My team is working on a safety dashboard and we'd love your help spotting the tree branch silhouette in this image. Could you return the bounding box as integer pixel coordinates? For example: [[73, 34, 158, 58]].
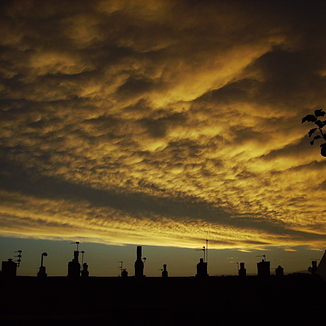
[[302, 109, 326, 157]]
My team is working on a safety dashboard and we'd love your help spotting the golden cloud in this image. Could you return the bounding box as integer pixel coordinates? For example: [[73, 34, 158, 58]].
[[0, 0, 326, 252]]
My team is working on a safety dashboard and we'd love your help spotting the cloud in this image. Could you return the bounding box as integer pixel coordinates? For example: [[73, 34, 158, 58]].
[[0, 0, 326, 251]]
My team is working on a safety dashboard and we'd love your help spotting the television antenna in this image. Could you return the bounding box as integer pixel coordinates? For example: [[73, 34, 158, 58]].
[[81, 251, 85, 265], [195, 246, 206, 261], [195, 239, 209, 263], [118, 261, 124, 275], [206, 239, 208, 264], [71, 241, 80, 251], [256, 254, 266, 262], [14, 250, 22, 267]]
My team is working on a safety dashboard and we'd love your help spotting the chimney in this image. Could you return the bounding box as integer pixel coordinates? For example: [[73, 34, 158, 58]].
[[238, 262, 246, 277], [67, 250, 81, 278], [162, 264, 168, 278], [137, 246, 142, 260], [257, 259, 270, 277], [134, 246, 144, 278]]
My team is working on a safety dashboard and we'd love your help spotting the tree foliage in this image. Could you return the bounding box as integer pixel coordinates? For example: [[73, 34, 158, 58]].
[[301, 109, 326, 157]]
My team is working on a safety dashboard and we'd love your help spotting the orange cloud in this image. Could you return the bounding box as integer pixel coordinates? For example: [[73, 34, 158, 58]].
[[0, 0, 325, 253]]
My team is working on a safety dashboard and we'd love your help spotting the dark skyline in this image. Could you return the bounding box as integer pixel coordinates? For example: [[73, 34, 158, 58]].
[[1, 237, 323, 277], [0, 0, 326, 276]]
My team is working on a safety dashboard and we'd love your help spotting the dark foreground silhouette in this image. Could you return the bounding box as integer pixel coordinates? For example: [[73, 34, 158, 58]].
[[0, 274, 325, 325]]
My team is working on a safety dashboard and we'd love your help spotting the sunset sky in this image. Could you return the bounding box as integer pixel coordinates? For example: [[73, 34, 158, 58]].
[[1, 0, 325, 277]]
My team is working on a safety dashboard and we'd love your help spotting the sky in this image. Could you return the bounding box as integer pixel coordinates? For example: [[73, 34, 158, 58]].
[[0, 0, 326, 277]]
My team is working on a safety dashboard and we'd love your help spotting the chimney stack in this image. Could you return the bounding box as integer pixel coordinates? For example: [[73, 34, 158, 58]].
[[134, 246, 144, 278], [162, 264, 168, 278], [238, 262, 246, 277]]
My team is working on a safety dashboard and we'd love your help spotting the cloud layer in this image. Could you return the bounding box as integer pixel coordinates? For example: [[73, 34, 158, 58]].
[[1, 0, 326, 251]]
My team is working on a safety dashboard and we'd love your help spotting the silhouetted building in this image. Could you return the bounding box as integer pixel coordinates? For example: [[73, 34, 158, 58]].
[[316, 250, 326, 281], [134, 246, 144, 278], [238, 262, 246, 277], [196, 258, 208, 278], [312, 260, 318, 274], [81, 263, 89, 278], [309, 260, 318, 274], [121, 269, 128, 278], [257, 259, 270, 277], [275, 265, 284, 277], [1, 259, 17, 278], [162, 264, 168, 278], [68, 250, 81, 278]]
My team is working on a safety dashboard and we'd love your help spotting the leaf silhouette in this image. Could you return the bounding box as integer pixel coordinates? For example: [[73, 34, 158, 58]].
[[316, 120, 324, 128], [310, 135, 321, 145], [308, 128, 317, 137], [302, 114, 317, 123], [314, 109, 325, 117], [321, 144, 326, 157], [301, 110, 326, 157]]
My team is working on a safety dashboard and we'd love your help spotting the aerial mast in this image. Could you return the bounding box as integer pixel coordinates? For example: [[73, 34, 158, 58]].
[[206, 239, 208, 264], [71, 241, 80, 251], [14, 250, 22, 267], [81, 251, 85, 265]]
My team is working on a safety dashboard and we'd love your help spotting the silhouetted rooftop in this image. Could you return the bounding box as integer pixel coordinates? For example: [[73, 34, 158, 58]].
[[0, 274, 324, 325]]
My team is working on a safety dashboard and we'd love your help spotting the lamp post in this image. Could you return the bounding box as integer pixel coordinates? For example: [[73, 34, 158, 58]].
[[37, 252, 48, 278], [41, 252, 48, 267]]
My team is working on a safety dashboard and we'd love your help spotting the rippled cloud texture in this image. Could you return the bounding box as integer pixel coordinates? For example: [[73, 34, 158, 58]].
[[1, 0, 325, 252]]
